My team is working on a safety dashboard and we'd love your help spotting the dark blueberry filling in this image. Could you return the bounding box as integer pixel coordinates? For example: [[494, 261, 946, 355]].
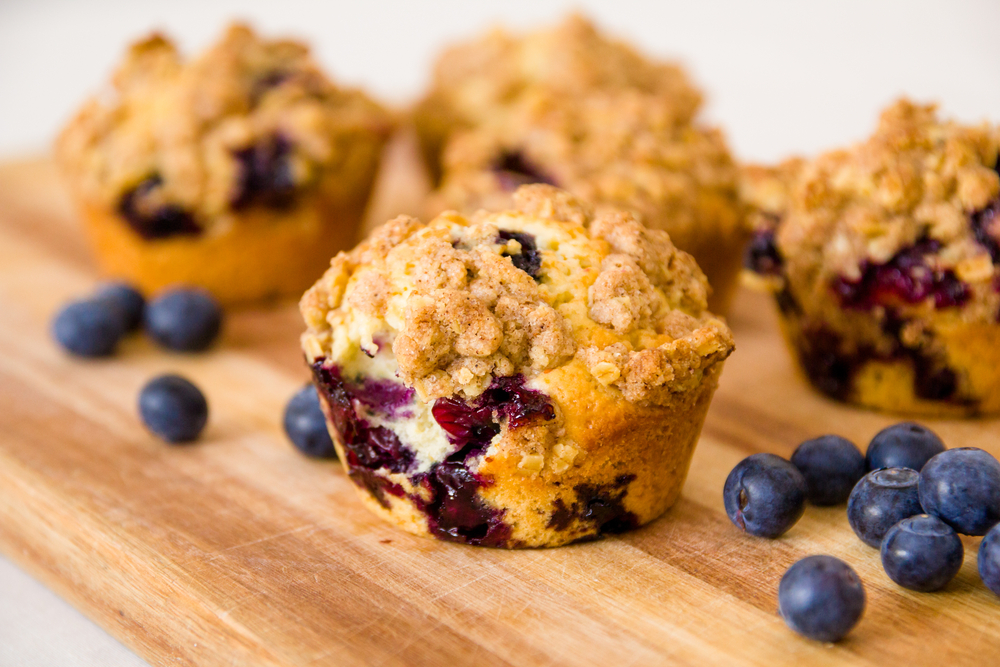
[[491, 150, 557, 192], [412, 462, 511, 547], [310, 362, 415, 474], [350, 378, 415, 420], [117, 176, 200, 240], [794, 320, 971, 406], [547, 474, 639, 539], [744, 225, 784, 277], [311, 364, 556, 546], [831, 239, 969, 310], [971, 195, 1000, 263], [421, 375, 555, 546], [498, 230, 542, 279], [231, 135, 298, 210], [432, 375, 555, 450]]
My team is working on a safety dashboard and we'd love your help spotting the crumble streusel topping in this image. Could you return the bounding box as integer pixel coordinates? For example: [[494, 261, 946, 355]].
[[427, 86, 741, 252], [759, 100, 1000, 298], [56, 23, 393, 233], [301, 185, 733, 406], [415, 14, 702, 144]]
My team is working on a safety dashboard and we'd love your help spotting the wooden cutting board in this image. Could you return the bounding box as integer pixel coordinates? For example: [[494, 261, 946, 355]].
[[2, 154, 1000, 667]]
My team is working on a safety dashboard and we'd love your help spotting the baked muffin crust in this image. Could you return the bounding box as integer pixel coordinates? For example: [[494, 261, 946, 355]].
[[302, 185, 733, 546], [57, 23, 393, 236], [744, 99, 1000, 415]]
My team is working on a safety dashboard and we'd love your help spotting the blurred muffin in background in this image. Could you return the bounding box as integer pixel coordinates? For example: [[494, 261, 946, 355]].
[[57, 23, 394, 304], [415, 15, 747, 313], [743, 99, 1000, 416]]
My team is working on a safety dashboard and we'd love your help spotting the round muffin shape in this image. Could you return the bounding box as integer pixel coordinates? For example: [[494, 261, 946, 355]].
[[847, 468, 923, 548], [918, 448, 1000, 536], [56, 23, 394, 304], [723, 453, 806, 538], [778, 555, 866, 643], [866, 422, 946, 472], [300, 185, 734, 547], [416, 15, 747, 314], [742, 100, 1000, 416], [880, 514, 963, 592], [791, 435, 866, 506]]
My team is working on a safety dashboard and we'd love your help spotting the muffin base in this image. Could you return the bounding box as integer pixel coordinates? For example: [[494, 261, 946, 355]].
[[316, 359, 723, 548], [777, 310, 1000, 417], [76, 192, 369, 305]]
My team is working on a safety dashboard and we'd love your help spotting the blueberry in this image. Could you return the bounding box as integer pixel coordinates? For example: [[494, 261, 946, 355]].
[[918, 448, 1000, 535], [978, 523, 1000, 597], [880, 514, 963, 592], [723, 453, 806, 538], [52, 299, 124, 357], [866, 422, 946, 472], [138, 374, 208, 443], [847, 468, 923, 548], [778, 555, 866, 643], [790, 435, 866, 506], [94, 282, 145, 332], [283, 385, 337, 458], [144, 288, 222, 352]]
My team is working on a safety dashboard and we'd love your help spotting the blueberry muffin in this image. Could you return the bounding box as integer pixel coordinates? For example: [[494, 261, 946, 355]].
[[415, 16, 746, 313], [56, 24, 394, 304], [300, 185, 734, 547], [744, 100, 1000, 416], [412, 14, 701, 181]]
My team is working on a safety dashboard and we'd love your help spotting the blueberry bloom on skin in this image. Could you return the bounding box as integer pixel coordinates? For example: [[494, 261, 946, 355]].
[[723, 453, 806, 538]]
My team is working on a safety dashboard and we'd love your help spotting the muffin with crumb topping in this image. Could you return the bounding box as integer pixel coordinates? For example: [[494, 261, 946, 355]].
[[300, 184, 734, 547], [743, 99, 1000, 416], [56, 23, 393, 304], [415, 15, 746, 313]]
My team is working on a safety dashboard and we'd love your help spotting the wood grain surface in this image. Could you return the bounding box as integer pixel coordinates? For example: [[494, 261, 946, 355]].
[[2, 154, 1000, 667]]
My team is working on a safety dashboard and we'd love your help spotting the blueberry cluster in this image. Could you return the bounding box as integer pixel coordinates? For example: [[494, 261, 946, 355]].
[[52, 283, 222, 444], [724, 421, 1000, 643], [52, 283, 223, 356]]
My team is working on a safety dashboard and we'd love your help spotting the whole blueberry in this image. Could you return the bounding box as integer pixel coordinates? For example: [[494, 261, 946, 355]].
[[866, 422, 945, 472], [918, 448, 1000, 536], [778, 555, 866, 643], [51, 299, 124, 357], [723, 453, 806, 538], [144, 288, 222, 352], [790, 435, 866, 506], [880, 514, 963, 592], [283, 385, 337, 458], [138, 374, 208, 443], [94, 282, 145, 332], [847, 467, 923, 548], [978, 523, 1000, 597]]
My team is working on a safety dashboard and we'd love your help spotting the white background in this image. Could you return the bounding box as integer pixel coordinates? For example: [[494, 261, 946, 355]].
[[1, 1, 997, 664]]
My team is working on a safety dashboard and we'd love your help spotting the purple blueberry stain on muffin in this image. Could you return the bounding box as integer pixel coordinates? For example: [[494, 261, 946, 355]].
[[312, 362, 558, 546], [498, 230, 543, 279], [971, 196, 1000, 266], [117, 175, 201, 239], [744, 223, 783, 277], [831, 239, 970, 311], [547, 474, 639, 539], [491, 150, 557, 192], [231, 135, 297, 210], [794, 320, 971, 406]]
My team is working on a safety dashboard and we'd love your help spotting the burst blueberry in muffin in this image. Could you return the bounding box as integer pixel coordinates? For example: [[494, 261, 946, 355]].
[[743, 100, 1000, 416], [300, 185, 734, 547], [57, 23, 394, 304], [415, 15, 747, 313]]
